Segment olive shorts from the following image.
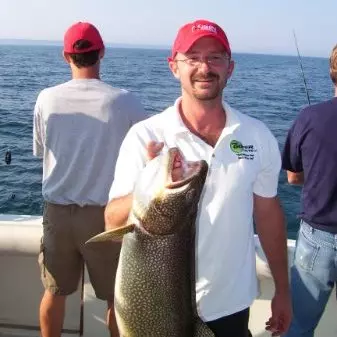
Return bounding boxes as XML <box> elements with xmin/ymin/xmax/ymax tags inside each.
<box><xmin>39</xmin><ymin>202</ymin><xmax>121</xmax><ymax>300</ymax></box>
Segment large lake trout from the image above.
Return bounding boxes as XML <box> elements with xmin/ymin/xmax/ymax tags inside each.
<box><xmin>87</xmin><ymin>148</ymin><xmax>214</xmax><ymax>337</ymax></box>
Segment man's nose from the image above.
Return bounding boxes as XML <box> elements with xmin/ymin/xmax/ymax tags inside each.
<box><xmin>198</xmin><ymin>58</ymin><xmax>212</xmax><ymax>70</ymax></box>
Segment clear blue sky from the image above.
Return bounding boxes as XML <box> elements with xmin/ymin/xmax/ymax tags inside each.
<box><xmin>1</xmin><ymin>0</ymin><xmax>336</xmax><ymax>57</ymax></box>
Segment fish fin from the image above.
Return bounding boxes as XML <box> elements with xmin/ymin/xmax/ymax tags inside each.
<box><xmin>194</xmin><ymin>316</ymin><xmax>215</xmax><ymax>337</ymax></box>
<box><xmin>85</xmin><ymin>224</ymin><xmax>135</xmax><ymax>244</ymax></box>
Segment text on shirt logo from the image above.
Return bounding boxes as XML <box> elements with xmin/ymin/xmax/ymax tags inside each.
<box><xmin>230</xmin><ymin>140</ymin><xmax>256</xmax><ymax>160</ymax></box>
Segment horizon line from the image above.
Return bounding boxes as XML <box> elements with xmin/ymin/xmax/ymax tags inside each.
<box><xmin>0</xmin><ymin>38</ymin><xmax>327</xmax><ymax>59</ymax></box>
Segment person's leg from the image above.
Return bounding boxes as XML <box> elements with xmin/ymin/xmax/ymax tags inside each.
<box><xmin>38</xmin><ymin>203</ymin><xmax>82</xmax><ymax>337</ymax></box>
<box><xmin>39</xmin><ymin>290</ymin><xmax>66</xmax><ymax>337</ymax></box>
<box><xmin>285</xmin><ymin>222</ymin><xmax>335</xmax><ymax>337</ymax></box>
<box><xmin>77</xmin><ymin>205</ymin><xmax>121</xmax><ymax>337</ymax></box>
<box><xmin>206</xmin><ymin>308</ymin><xmax>250</xmax><ymax>337</ymax></box>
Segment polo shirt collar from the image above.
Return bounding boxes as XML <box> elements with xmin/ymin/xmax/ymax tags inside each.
<box><xmin>166</xmin><ymin>97</ymin><xmax>241</xmax><ymax>137</ymax></box>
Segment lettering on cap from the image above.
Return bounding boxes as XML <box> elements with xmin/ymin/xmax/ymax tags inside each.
<box><xmin>192</xmin><ymin>24</ymin><xmax>217</xmax><ymax>34</ymax></box>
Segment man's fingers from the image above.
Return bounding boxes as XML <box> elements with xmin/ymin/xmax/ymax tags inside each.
<box><xmin>265</xmin><ymin>315</ymin><xmax>286</xmax><ymax>336</ymax></box>
<box><xmin>146</xmin><ymin>141</ymin><xmax>164</xmax><ymax>160</ymax></box>
<box><xmin>265</xmin><ymin>317</ymin><xmax>277</xmax><ymax>331</ymax></box>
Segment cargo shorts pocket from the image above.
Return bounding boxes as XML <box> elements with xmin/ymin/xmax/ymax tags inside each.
<box><xmin>295</xmin><ymin>227</ymin><xmax>320</xmax><ymax>271</ymax></box>
<box><xmin>39</xmin><ymin>202</ymin><xmax>49</xmax><ymax>277</ymax></box>
<box><xmin>38</xmin><ymin>236</ymin><xmax>46</xmax><ymax>278</ymax></box>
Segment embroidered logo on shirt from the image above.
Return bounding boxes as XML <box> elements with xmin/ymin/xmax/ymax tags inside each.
<box><xmin>230</xmin><ymin>140</ymin><xmax>256</xmax><ymax>160</ymax></box>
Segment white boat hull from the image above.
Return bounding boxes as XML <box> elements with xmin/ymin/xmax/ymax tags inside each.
<box><xmin>0</xmin><ymin>214</ymin><xmax>336</xmax><ymax>336</ymax></box>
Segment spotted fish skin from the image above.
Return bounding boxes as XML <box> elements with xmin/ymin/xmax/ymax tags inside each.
<box><xmin>115</xmin><ymin>225</ymin><xmax>194</xmax><ymax>337</ymax></box>
<box><xmin>87</xmin><ymin>148</ymin><xmax>214</xmax><ymax>337</ymax></box>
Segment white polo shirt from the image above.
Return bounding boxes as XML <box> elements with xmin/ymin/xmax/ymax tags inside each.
<box><xmin>109</xmin><ymin>97</ymin><xmax>281</xmax><ymax>321</ymax></box>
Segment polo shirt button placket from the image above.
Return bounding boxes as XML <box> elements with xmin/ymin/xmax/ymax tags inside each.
<box><xmin>208</xmin><ymin>153</ymin><xmax>215</xmax><ymax>171</ymax></box>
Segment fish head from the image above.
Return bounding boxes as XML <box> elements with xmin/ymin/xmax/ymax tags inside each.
<box><xmin>131</xmin><ymin>147</ymin><xmax>208</xmax><ymax>235</ymax></box>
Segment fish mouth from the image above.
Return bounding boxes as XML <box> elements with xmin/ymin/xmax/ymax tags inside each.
<box><xmin>165</xmin><ymin>148</ymin><xmax>206</xmax><ymax>189</ymax></box>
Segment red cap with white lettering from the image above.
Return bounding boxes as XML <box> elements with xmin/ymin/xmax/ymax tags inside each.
<box><xmin>170</xmin><ymin>19</ymin><xmax>231</xmax><ymax>59</ymax></box>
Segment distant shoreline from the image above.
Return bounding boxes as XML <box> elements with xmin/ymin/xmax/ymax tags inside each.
<box><xmin>0</xmin><ymin>39</ymin><xmax>328</xmax><ymax>59</ymax></box>
<box><xmin>0</xmin><ymin>39</ymin><xmax>169</xmax><ymax>50</ymax></box>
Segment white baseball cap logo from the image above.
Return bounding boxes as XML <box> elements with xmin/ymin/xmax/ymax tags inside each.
<box><xmin>192</xmin><ymin>24</ymin><xmax>217</xmax><ymax>34</ymax></box>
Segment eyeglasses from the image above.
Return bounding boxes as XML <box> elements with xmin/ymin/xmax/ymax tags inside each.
<box><xmin>175</xmin><ymin>55</ymin><xmax>230</xmax><ymax>67</ymax></box>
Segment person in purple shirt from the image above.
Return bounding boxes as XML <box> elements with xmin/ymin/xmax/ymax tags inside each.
<box><xmin>282</xmin><ymin>44</ymin><xmax>337</xmax><ymax>337</ymax></box>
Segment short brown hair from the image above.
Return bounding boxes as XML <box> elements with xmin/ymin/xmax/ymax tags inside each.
<box><xmin>329</xmin><ymin>44</ymin><xmax>337</xmax><ymax>85</ymax></box>
<box><xmin>67</xmin><ymin>39</ymin><xmax>100</xmax><ymax>68</ymax></box>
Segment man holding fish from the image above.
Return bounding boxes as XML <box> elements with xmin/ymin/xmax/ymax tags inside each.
<box><xmin>105</xmin><ymin>19</ymin><xmax>292</xmax><ymax>337</ymax></box>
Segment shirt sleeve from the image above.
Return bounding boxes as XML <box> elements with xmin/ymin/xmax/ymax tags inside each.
<box><xmin>282</xmin><ymin>118</ymin><xmax>303</xmax><ymax>172</ymax></box>
<box><xmin>108</xmin><ymin>125</ymin><xmax>149</xmax><ymax>200</ymax></box>
<box><xmin>253</xmin><ymin>127</ymin><xmax>281</xmax><ymax>198</ymax></box>
<box><xmin>33</xmin><ymin>95</ymin><xmax>44</xmax><ymax>157</ymax></box>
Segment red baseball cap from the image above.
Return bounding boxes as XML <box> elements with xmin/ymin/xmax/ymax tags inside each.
<box><xmin>63</xmin><ymin>22</ymin><xmax>104</xmax><ymax>54</ymax></box>
<box><xmin>170</xmin><ymin>19</ymin><xmax>231</xmax><ymax>59</ymax></box>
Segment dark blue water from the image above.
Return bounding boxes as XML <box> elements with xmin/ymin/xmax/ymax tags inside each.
<box><xmin>0</xmin><ymin>45</ymin><xmax>333</xmax><ymax>238</ymax></box>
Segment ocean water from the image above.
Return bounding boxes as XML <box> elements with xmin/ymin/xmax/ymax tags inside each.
<box><xmin>0</xmin><ymin>45</ymin><xmax>333</xmax><ymax>238</ymax></box>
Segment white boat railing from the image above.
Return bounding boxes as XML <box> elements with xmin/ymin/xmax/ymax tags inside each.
<box><xmin>0</xmin><ymin>214</ymin><xmax>336</xmax><ymax>336</ymax></box>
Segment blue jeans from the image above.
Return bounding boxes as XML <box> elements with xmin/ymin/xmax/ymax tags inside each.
<box><xmin>285</xmin><ymin>221</ymin><xmax>337</xmax><ymax>337</ymax></box>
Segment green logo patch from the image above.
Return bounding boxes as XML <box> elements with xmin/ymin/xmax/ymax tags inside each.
<box><xmin>230</xmin><ymin>140</ymin><xmax>243</xmax><ymax>154</ymax></box>
<box><xmin>229</xmin><ymin>140</ymin><xmax>256</xmax><ymax>160</ymax></box>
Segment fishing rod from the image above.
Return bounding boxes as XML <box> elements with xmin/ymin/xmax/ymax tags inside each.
<box><xmin>293</xmin><ymin>30</ymin><xmax>311</xmax><ymax>105</ymax></box>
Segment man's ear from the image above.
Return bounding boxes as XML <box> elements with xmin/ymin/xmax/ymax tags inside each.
<box><xmin>168</xmin><ymin>59</ymin><xmax>180</xmax><ymax>80</ymax></box>
<box><xmin>226</xmin><ymin>59</ymin><xmax>235</xmax><ymax>81</ymax></box>
<box><xmin>63</xmin><ymin>51</ymin><xmax>71</xmax><ymax>64</ymax></box>
<box><xmin>99</xmin><ymin>47</ymin><xmax>105</xmax><ymax>60</ymax></box>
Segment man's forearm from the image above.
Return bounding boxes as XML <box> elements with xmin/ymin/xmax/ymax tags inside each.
<box><xmin>254</xmin><ymin>196</ymin><xmax>289</xmax><ymax>293</ymax></box>
<box><xmin>104</xmin><ymin>194</ymin><xmax>133</xmax><ymax>230</ymax></box>
<box><xmin>287</xmin><ymin>170</ymin><xmax>304</xmax><ymax>185</ymax></box>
